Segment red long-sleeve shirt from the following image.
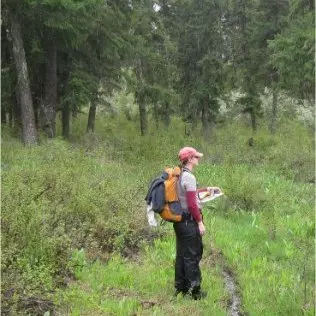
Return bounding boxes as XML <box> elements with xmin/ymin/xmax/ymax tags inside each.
<box><xmin>186</xmin><ymin>191</ymin><xmax>202</xmax><ymax>222</ymax></box>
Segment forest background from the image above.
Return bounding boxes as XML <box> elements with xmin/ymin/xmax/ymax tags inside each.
<box><xmin>1</xmin><ymin>0</ymin><xmax>315</xmax><ymax>315</ymax></box>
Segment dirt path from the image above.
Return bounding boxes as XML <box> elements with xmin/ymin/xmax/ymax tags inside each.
<box><xmin>209</xmin><ymin>246</ymin><xmax>246</xmax><ymax>316</ymax></box>
<box><xmin>222</xmin><ymin>268</ymin><xmax>243</xmax><ymax>316</ymax></box>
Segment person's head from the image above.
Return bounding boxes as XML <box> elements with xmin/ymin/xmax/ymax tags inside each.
<box><xmin>178</xmin><ymin>147</ymin><xmax>203</xmax><ymax>170</ymax></box>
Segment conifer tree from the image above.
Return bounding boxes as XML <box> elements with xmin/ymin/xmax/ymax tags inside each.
<box><xmin>129</xmin><ymin>1</ymin><xmax>177</xmax><ymax>135</ymax></box>
<box><xmin>254</xmin><ymin>0</ymin><xmax>289</xmax><ymax>133</ymax></box>
<box><xmin>228</xmin><ymin>0</ymin><xmax>262</xmax><ymax>132</ymax></box>
<box><xmin>172</xmin><ymin>0</ymin><xmax>225</xmax><ymax>137</ymax></box>
<box><xmin>268</xmin><ymin>0</ymin><xmax>315</xmax><ymax>104</ymax></box>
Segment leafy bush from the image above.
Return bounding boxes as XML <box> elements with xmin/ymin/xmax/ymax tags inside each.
<box><xmin>1</xmin><ymin>135</ymin><xmax>151</xmax><ymax>313</ymax></box>
<box><xmin>2</xmin><ymin>113</ymin><xmax>314</xmax><ymax>314</ymax></box>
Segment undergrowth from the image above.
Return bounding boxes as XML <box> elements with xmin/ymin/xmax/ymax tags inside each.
<box><xmin>1</xmin><ymin>114</ymin><xmax>315</xmax><ymax>315</ymax></box>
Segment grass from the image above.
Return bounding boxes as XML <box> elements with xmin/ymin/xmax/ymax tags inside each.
<box><xmin>200</xmin><ymin>162</ymin><xmax>314</xmax><ymax>315</ymax></box>
<box><xmin>1</xmin><ymin>113</ymin><xmax>315</xmax><ymax>315</ymax></box>
<box><xmin>55</xmin><ymin>237</ymin><xmax>227</xmax><ymax>315</ymax></box>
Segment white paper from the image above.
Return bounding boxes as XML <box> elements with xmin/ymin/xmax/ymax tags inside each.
<box><xmin>198</xmin><ymin>191</ymin><xmax>224</xmax><ymax>203</ymax></box>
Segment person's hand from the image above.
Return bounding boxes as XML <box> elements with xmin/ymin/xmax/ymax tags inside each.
<box><xmin>207</xmin><ymin>186</ymin><xmax>222</xmax><ymax>195</ymax></box>
<box><xmin>198</xmin><ymin>221</ymin><xmax>206</xmax><ymax>236</ymax></box>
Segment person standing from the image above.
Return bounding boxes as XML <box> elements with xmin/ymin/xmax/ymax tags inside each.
<box><xmin>174</xmin><ymin>146</ymin><xmax>206</xmax><ymax>300</ymax></box>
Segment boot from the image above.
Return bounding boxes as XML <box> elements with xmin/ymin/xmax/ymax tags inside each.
<box><xmin>189</xmin><ymin>286</ymin><xmax>207</xmax><ymax>300</ymax></box>
<box><xmin>174</xmin><ymin>288</ymin><xmax>188</xmax><ymax>297</ymax></box>
<box><xmin>192</xmin><ymin>290</ymin><xmax>207</xmax><ymax>300</ymax></box>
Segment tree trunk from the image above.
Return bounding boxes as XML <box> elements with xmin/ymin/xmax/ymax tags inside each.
<box><xmin>87</xmin><ymin>101</ymin><xmax>97</xmax><ymax>133</ymax></box>
<box><xmin>124</xmin><ymin>108</ymin><xmax>132</xmax><ymax>121</ymax></box>
<box><xmin>249</xmin><ymin>107</ymin><xmax>257</xmax><ymax>132</ymax></box>
<box><xmin>269</xmin><ymin>88</ymin><xmax>278</xmax><ymax>134</ymax></box>
<box><xmin>191</xmin><ymin>107</ymin><xmax>199</xmax><ymax>132</ymax></box>
<box><xmin>9</xmin><ymin>105</ymin><xmax>13</xmax><ymax>127</ymax></box>
<box><xmin>162</xmin><ymin>102</ymin><xmax>170</xmax><ymax>128</ymax></box>
<box><xmin>12</xmin><ymin>86</ymin><xmax>21</xmax><ymax>128</ymax></box>
<box><xmin>138</xmin><ymin>99</ymin><xmax>147</xmax><ymax>136</ymax></box>
<box><xmin>152</xmin><ymin>105</ymin><xmax>159</xmax><ymax>130</ymax></box>
<box><xmin>62</xmin><ymin>102</ymin><xmax>70</xmax><ymax>138</ymax></box>
<box><xmin>40</xmin><ymin>37</ymin><xmax>57</xmax><ymax>138</ymax></box>
<box><xmin>135</xmin><ymin>59</ymin><xmax>147</xmax><ymax>136</ymax></box>
<box><xmin>9</xmin><ymin>87</ymin><xmax>16</xmax><ymax>128</ymax></box>
<box><xmin>1</xmin><ymin>105</ymin><xmax>7</xmax><ymax>124</ymax></box>
<box><xmin>201</xmin><ymin>97</ymin><xmax>210</xmax><ymax>139</ymax></box>
<box><xmin>10</xmin><ymin>13</ymin><xmax>37</xmax><ymax>145</ymax></box>
<box><xmin>33</xmin><ymin>71</ymin><xmax>45</xmax><ymax>130</ymax></box>
<box><xmin>72</xmin><ymin>107</ymin><xmax>78</xmax><ymax>119</ymax></box>
<box><xmin>34</xmin><ymin>98</ymin><xmax>40</xmax><ymax>128</ymax></box>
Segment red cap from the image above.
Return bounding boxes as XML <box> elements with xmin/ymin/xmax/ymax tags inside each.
<box><xmin>178</xmin><ymin>147</ymin><xmax>203</xmax><ymax>162</ymax></box>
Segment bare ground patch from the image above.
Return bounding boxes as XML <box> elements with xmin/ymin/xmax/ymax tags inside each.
<box><xmin>205</xmin><ymin>245</ymin><xmax>248</xmax><ymax>316</ymax></box>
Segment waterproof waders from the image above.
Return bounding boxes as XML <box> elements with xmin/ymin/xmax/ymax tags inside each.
<box><xmin>173</xmin><ymin>219</ymin><xmax>203</xmax><ymax>298</ymax></box>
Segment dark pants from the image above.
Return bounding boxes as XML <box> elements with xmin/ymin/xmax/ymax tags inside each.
<box><xmin>173</xmin><ymin>220</ymin><xmax>203</xmax><ymax>294</ymax></box>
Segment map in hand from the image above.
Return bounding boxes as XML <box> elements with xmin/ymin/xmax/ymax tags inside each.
<box><xmin>197</xmin><ymin>188</ymin><xmax>224</xmax><ymax>203</ymax></box>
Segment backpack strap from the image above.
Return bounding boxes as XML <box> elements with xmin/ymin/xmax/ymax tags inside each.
<box><xmin>181</xmin><ymin>167</ymin><xmax>199</xmax><ymax>188</ymax></box>
<box><xmin>182</xmin><ymin>167</ymin><xmax>191</xmax><ymax>174</ymax></box>
<box><xmin>178</xmin><ymin>167</ymin><xmax>190</xmax><ymax>190</ymax></box>
<box><xmin>176</xmin><ymin>167</ymin><xmax>190</xmax><ymax>205</ymax></box>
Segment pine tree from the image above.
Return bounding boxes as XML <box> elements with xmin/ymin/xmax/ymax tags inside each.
<box><xmin>129</xmin><ymin>1</ymin><xmax>177</xmax><ymax>135</ymax></box>
<box><xmin>253</xmin><ymin>0</ymin><xmax>289</xmax><ymax>133</ymax></box>
<box><xmin>227</xmin><ymin>0</ymin><xmax>262</xmax><ymax>132</ymax></box>
<box><xmin>173</xmin><ymin>0</ymin><xmax>225</xmax><ymax>137</ymax></box>
<box><xmin>268</xmin><ymin>0</ymin><xmax>315</xmax><ymax>104</ymax></box>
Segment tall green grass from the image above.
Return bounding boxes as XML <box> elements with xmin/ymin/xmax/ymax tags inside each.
<box><xmin>55</xmin><ymin>238</ymin><xmax>226</xmax><ymax>315</ymax></box>
<box><xmin>2</xmin><ymin>114</ymin><xmax>314</xmax><ymax>315</ymax></box>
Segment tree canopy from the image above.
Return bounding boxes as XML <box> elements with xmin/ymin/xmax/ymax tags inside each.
<box><xmin>1</xmin><ymin>0</ymin><xmax>314</xmax><ymax>143</ymax></box>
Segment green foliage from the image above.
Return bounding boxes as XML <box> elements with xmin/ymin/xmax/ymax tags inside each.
<box><xmin>68</xmin><ymin>248</ymin><xmax>87</xmax><ymax>276</ymax></box>
<box><xmin>126</xmin><ymin>0</ymin><xmax>179</xmax><ymax>132</ymax></box>
<box><xmin>55</xmin><ymin>241</ymin><xmax>226</xmax><ymax>315</ymax></box>
<box><xmin>2</xmin><ymin>0</ymin><xmax>314</xmax><ymax>140</ymax></box>
<box><xmin>2</xmin><ymin>0</ymin><xmax>315</xmax><ymax>312</ymax></box>
<box><xmin>2</xmin><ymin>111</ymin><xmax>314</xmax><ymax>314</ymax></box>
<box><xmin>172</xmin><ymin>0</ymin><xmax>225</xmax><ymax>125</ymax></box>
<box><xmin>1</xmin><ymin>66</ymin><xmax>16</xmax><ymax>114</ymax></box>
<box><xmin>1</xmin><ymin>132</ymin><xmax>150</xmax><ymax>313</ymax></box>
<box><xmin>63</xmin><ymin>70</ymin><xmax>98</xmax><ymax>112</ymax></box>
<box><xmin>268</xmin><ymin>10</ymin><xmax>315</xmax><ymax>101</ymax></box>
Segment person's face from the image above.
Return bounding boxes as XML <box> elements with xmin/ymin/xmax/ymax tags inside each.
<box><xmin>189</xmin><ymin>155</ymin><xmax>200</xmax><ymax>167</ymax></box>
